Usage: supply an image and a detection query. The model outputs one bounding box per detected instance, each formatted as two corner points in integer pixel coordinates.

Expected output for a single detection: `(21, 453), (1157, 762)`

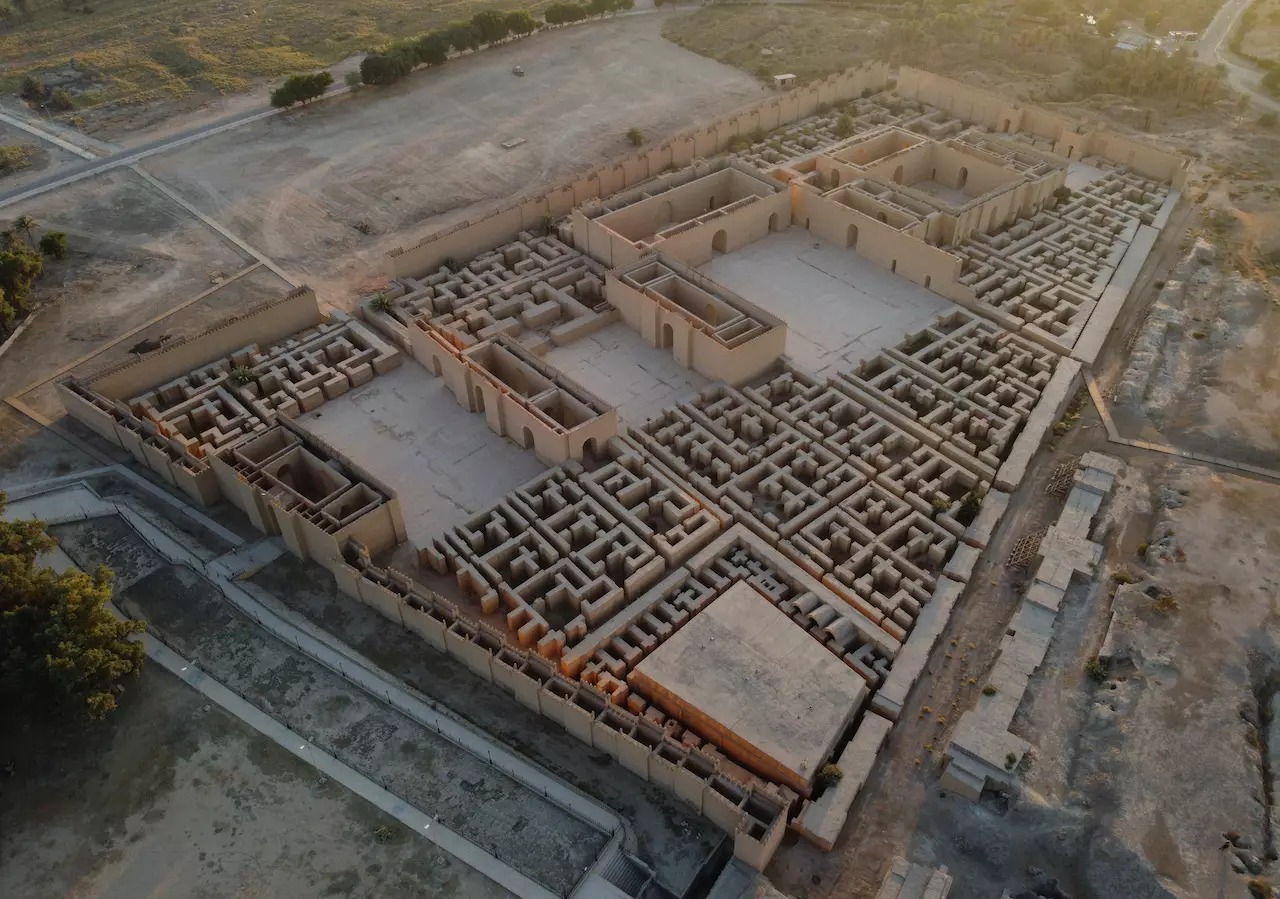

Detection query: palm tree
(12, 215), (37, 250)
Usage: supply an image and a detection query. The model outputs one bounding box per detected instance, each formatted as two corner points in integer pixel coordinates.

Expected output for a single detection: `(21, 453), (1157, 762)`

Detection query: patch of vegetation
(0, 214), (67, 338)
(956, 491), (982, 526)
(626, 126), (644, 147)
(0, 492), (144, 720)
(815, 763), (843, 789)
(38, 230), (67, 260)
(227, 366), (257, 386)
(982, 684), (998, 696)
(0, 1), (554, 108)
(0, 144), (34, 176)
(1085, 656), (1108, 683)
(270, 70), (333, 108)
(368, 292), (395, 313)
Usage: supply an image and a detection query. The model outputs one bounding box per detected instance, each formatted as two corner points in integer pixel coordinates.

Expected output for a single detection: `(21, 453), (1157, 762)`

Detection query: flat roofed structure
(628, 580), (866, 794)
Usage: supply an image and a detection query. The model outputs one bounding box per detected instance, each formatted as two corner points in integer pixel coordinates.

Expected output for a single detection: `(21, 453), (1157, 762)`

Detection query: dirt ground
(0, 119), (80, 189)
(44, 515), (609, 897)
(247, 553), (726, 896)
(0, 663), (514, 899)
(0, 167), (292, 403)
(140, 12), (762, 306)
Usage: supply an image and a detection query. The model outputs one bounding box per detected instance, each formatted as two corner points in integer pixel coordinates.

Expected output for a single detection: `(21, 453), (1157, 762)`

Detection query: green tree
(443, 20), (480, 52)
(0, 493), (145, 720)
(0, 243), (43, 318)
(39, 230), (68, 260)
(626, 126), (643, 147)
(835, 113), (854, 137)
(270, 71), (333, 108)
(471, 9), (510, 43)
(12, 214), (37, 249)
(414, 32), (450, 66)
(505, 9), (537, 35)
(360, 52), (412, 85)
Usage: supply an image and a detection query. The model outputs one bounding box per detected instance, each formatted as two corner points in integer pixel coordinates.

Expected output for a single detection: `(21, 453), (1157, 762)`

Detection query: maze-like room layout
(57, 64), (1187, 878)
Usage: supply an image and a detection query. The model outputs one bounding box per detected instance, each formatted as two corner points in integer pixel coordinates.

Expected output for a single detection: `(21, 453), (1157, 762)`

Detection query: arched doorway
(658, 200), (674, 226)
(661, 322), (675, 349)
(877, 212), (888, 224)
(846, 224), (858, 248)
(582, 438), (598, 460)
(957, 167), (968, 189)
(768, 212), (780, 232)
(830, 170), (841, 188)
(474, 389), (485, 413)
(1001, 118), (1011, 133)
(892, 165), (904, 184)
(890, 259), (897, 273)
(521, 427), (535, 450)
(431, 355), (442, 377)
(924, 275), (932, 289)
(711, 229), (728, 254)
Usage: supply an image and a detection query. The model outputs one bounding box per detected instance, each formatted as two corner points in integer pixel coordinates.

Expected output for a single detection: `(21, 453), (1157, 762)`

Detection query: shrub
(0, 145), (34, 175)
(626, 126), (644, 147)
(48, 87), (74, 111)
(38, 230), (67, 260)
(471, 9), (509, 44)
(227, 366), (257, 386)
(344, 70), (363, 89)
(20, 75), (45, 104)
(368, 293), (394, 313)
(1053, 185), (1072, 203)
(957, 492), (982, 525)
(414, 33), (450, 67)
(835, 113), (854, 138)
(815, 763), (843, 789)
(982, 684), (998, 696)
(1084, 656), (1108, 683)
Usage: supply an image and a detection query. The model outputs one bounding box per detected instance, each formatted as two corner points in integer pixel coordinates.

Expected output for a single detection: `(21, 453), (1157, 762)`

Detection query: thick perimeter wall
(895, 68), (1189, 188)
(386, 62), (892, 279)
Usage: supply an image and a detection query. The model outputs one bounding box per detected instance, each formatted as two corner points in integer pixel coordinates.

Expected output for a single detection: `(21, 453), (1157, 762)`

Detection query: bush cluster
(545, 0), (633, 25)
(270, 71), (333, 108)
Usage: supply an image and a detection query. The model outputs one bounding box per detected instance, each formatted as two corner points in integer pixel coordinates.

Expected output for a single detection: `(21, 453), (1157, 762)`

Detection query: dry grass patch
(0, 0), (551, 107)
(661, 4), (885, 83)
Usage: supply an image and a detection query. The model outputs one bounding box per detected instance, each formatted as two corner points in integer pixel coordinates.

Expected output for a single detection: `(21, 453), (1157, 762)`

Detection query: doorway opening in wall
(522, 427), (535, 450)
(877, 212), (888, 224)
(924, 275), (932, 289)
(988, 206), (999, 231)
(431, 356), (442, 377)
(712, 229), (728, 254)
(1002, 119), (1011, 133)
(474, 389), (485, 414)
(893, 165), (904, 184)
(805, 218), (810, 230)
(930, 168), (936, 181)
(830, 171), (841, 188)
(957, 167), (968, 189)
(1065, 145), (1074, 157)
(708, 195), (717, 210)
(891, 259), (897, 273)
(846, 224), (858, 248)
(768, 212), (780, 232)
(659, 200), (674, 226)
(661, 322), (675, 349)
(582, 438), (599, 461)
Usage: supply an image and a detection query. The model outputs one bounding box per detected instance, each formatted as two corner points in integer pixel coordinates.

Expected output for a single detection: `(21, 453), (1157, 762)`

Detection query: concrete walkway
(0, 108), (98, 161)
(3, 467), (640, 898)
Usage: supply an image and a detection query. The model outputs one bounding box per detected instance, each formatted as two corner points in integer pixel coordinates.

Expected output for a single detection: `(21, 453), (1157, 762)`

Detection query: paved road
(1197, 0), (1280, 113)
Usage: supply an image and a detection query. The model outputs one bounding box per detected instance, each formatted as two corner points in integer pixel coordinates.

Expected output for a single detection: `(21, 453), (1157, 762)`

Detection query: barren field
(0, 118), (79, 190)
(141, 13), (762, 306)
(0, 664), (513, 899)
(0, 167), (279, 398)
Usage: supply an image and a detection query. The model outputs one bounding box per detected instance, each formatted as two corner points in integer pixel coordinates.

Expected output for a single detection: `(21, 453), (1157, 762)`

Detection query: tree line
(359, 9), (539, 87)
(1, 214), (69, 340)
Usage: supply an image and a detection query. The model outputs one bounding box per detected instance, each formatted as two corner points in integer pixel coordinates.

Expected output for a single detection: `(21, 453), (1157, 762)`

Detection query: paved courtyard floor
(699, 228), (955, 377)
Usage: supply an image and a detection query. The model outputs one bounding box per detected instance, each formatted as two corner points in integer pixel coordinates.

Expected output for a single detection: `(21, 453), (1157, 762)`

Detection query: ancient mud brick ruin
(56, 64), (1186, 872)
